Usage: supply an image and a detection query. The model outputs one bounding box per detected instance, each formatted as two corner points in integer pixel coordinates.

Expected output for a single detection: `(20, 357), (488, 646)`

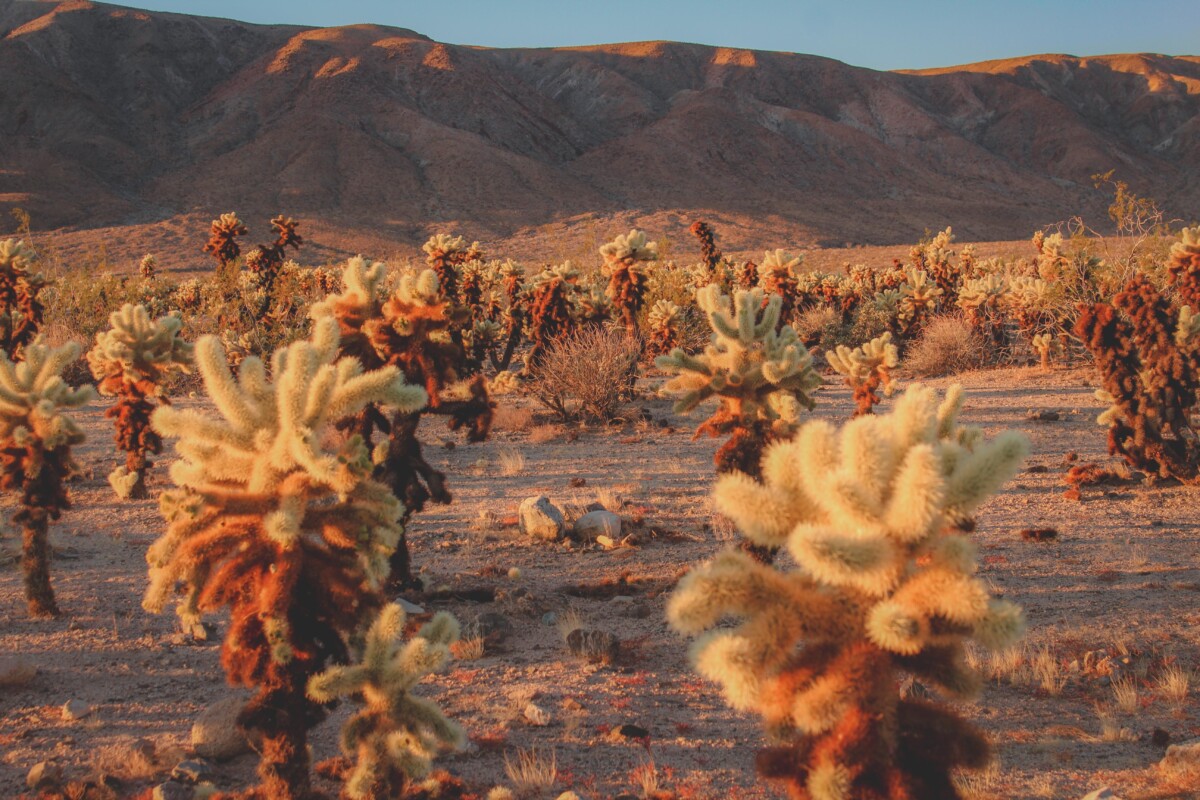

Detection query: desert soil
(1, 365), (1198, 799)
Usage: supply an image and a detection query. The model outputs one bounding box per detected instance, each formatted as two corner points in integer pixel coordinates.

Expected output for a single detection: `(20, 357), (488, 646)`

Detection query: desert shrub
(668, 384), (1028, 799)
(905, 315), (986, 377)
(144, 318), (428, 799)
(527, 327), (639, 422)
(0, 339), (94, 616)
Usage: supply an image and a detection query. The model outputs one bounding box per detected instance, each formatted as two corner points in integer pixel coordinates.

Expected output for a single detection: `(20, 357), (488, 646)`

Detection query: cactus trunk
(22, 513), (59, 618)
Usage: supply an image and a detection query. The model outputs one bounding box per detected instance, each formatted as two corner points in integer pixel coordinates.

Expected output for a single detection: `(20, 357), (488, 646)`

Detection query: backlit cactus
(0, 339), (95, 617)
(203, 212), (247, 268)
(308, 603), (464, 799)
(87, 304), (193, 499)
(645, 299), (684, 359)
(1167, 226), (1200, 308)
(668, 384), (1027, 799)
(144, 318), (426, 799)
(0, 238), (50, 360)
(656, 286), (819, 476)
(759, 249), (803, 327)
(897, 268), (943, 337)
(827, 332), (899, 417)
(600, 229), (658, 339)
(525, 263), (582, 369)
(312, 257), (492, 585)
(423, 233), (482, 304)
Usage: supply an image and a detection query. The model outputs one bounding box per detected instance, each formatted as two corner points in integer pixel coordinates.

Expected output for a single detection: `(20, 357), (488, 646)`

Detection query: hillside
(0, 0), (1197, 268)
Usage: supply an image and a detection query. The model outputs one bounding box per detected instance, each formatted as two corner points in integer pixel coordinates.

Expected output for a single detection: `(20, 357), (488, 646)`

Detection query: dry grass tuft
(1155, 665), (1190, 711)
(503, 748), (557, 797)
(493, 404), (535, 433)
(497, 446), (527, 476)
(1111, 676), (1139, 714)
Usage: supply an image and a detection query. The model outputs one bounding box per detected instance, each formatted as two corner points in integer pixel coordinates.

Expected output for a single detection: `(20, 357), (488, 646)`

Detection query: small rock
(573, 510), (622, 541)
(556, 793), (584, 800)
(395, 597), (425, 615)
(568, 477), (587, 488)
(153, 781), (195, 800)
(523, 702), (552, 726)
(1161, 737), (1200, 772)
(0, 657), (37, 688)
(1026, 409), (1061, 422)
(62, 699), (92, 720)
(519, 496), (565, 541)
(26, 761), (63, 791)
(171, 759), (213, 784)
(475, 612), (514, 645)
(566, 628), (620, 664)
(608, 723), (650, 741)
(192, 695), (255, 760)
(1080, 789), (1121, 800)
(541, 612), (558, 626)
(1152, 728), (1171, 747)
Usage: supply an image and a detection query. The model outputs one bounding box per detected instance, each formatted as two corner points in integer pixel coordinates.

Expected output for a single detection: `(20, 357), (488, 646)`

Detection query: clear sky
(116, 0), (1197, 71)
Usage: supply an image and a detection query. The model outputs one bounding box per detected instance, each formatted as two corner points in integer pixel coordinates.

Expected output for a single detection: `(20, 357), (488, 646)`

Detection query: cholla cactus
(244, 215), (303, 299)
(645, 299), (684, 359)
(308, 604), (464, 799)
(910, 226), (967, 302)
(525, 263), (581, 369)
(827, 332), (899, 417)
(1076, 268), (1200, 482)
(897, 269), (944, 337)
(656, 286), (819, 476)
(690, 220), (724, 275)
(422, 233), (482, 303)
(139, 253), (157, 279)
(0, 340), (95, 617)
(312, 258), (492, 585)
(668, 384), (1027, 799)
(144, 318), (426, 799)
(1031, 333), (1063, 370)
(957, 274), (1010, 346)
(600, 229), (658, 339)
(1167, 226), (1200, 308)
(87, 304), (193, 499)
(574, 283), (612, 328)
(203, 212), (247, 268)
(759, 249), (802, 326)
(0, 238), (49, 360)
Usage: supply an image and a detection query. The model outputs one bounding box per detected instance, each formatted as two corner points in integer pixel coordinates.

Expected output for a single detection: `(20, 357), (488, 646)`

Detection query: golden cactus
(0, 339), (95, 617)
(827, 332), (899, 417)
(668, 384), (1028, 799)
(0, 238), (50, 360)
(87, 304), (193, 499)
(144, 318), (426, 799)
(657, 286), (819, 477)
(600, 229), (658, 339)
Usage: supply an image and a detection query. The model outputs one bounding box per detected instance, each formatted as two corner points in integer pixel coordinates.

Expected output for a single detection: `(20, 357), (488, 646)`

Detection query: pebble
(523, 702), (552, 726)
(26, 761), (63, 790)
(62, 699), (92, 721)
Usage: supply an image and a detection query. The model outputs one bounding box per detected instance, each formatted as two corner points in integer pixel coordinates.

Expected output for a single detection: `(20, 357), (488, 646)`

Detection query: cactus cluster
(669, 384), (1027, 799)
(87, 303), (193, 499)
(0, 339), (94, 617)
(600, 229), (658, 339)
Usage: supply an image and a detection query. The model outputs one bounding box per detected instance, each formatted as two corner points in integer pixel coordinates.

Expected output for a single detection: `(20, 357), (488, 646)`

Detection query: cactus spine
(668, 385), (1028, 799)
(87, 304), (193, 499)
(0, 339), (95, 616)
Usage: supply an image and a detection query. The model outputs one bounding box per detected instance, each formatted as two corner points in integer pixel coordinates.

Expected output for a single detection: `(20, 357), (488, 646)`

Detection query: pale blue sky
(118, 0), (1197, 70)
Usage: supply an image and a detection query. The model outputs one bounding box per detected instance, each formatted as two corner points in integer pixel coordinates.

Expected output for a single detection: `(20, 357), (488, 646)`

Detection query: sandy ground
(1, 365), (1199, 799)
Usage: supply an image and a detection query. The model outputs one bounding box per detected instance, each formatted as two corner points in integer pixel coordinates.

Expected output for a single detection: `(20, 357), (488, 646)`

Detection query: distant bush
(527, 327), (639, 422)
(905, 314), (986, 377)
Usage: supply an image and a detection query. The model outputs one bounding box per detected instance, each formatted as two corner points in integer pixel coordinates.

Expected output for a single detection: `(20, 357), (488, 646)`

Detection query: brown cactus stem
(690, 220), (723, 274)
(9, 444), (73, 617)
(703, 411), (778, 565)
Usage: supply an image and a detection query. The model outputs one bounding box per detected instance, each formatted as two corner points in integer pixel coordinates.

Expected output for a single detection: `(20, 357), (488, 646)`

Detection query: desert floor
(1, 365), (1198, 799)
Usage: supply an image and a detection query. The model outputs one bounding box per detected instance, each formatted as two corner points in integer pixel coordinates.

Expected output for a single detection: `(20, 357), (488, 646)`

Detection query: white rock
(395, 597), (425, 615)
(26, 761), (63, 790)
(523, 702), (552, 726)
(1080, 788), (1121, 800)
(62, 699), (92, 720)
(192, 696), (254, 760)
(573, 509), (621, 541)
(519, 496), (564, 541)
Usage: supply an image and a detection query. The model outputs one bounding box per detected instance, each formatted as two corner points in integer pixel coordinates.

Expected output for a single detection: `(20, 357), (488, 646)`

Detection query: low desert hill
(0, 0), (1197, 268)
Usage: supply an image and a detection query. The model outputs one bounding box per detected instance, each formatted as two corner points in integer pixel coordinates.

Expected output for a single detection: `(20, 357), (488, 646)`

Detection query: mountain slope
(0, 0), (1196, 266)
